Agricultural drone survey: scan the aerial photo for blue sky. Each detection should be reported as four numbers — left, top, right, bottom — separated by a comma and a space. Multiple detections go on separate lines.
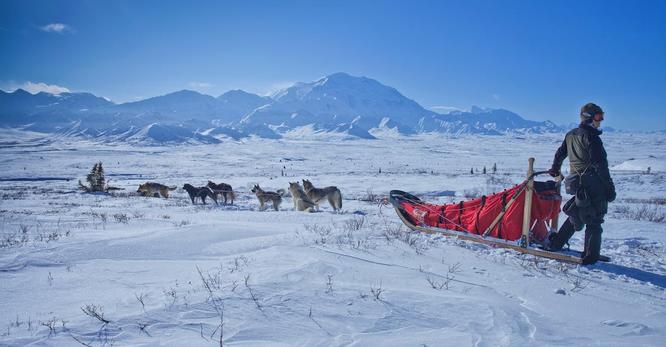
1, 0, 665, 130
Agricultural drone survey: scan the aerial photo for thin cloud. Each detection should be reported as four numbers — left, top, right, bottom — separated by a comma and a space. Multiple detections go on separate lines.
1, 81, 71, 94
492, 94, 501, 101
40, 23, 72, 34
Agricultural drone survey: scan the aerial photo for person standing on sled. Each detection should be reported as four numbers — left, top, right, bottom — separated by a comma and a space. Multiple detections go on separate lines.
546, 103, 616, 265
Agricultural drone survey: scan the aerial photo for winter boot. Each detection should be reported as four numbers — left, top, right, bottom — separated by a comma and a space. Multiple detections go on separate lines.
547, 218, 576, 251
542, 229, 556, 250
581, 224, 602, 265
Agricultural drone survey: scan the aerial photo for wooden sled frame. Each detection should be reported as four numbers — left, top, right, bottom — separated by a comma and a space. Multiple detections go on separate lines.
390, 158, 610, 264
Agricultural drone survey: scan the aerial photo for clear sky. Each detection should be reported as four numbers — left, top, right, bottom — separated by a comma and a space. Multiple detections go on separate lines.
1, 0, 665, 130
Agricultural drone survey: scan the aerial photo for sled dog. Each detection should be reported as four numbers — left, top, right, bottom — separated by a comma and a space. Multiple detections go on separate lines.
182, 184, 218, 205
302, 179, 342, 211
288, 182, 316, 212
251, 184, 282, 211
207, 180, 235, 205
137, 182, 176, 198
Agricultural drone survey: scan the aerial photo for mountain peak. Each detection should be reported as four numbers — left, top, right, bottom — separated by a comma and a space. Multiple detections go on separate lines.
166, 89, 207, 97
219, 89, 257, 98
272, 72, 394, 103
316, 72, 373, 86
327, 72, 353, 78
138, 89, 216, 102
12, 88, 32, 96
321, 72, 355, 81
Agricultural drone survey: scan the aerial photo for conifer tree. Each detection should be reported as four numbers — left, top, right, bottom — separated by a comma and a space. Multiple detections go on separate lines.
80, 162, 113, 192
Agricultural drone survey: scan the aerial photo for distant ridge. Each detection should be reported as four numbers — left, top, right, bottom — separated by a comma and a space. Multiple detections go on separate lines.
0, 73, 562, 143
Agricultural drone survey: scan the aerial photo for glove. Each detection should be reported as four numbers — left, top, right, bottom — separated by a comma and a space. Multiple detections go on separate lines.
607, 185, 616, 203
548, 168, 561, 177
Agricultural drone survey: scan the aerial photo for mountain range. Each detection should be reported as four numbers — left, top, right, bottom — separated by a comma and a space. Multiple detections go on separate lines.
0, 72, 562, 144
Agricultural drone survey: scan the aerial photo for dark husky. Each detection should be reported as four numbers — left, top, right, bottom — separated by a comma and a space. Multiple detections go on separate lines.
182, 184, 218, 205
207, 180, 235, 205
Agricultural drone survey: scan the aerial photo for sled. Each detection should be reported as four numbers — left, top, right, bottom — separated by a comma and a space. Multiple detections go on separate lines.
390, 158, 610, 264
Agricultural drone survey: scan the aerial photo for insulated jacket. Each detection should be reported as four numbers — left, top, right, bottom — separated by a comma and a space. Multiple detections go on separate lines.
551, 124, 616, 225
552, 124, 612, 183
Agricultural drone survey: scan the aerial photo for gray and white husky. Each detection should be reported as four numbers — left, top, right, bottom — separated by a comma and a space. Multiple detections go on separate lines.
302, 179, 342, 212
251, 184, 282, 211
288, 182, 316, 212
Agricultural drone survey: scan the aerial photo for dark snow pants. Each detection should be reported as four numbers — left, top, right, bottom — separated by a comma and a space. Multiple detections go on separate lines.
549, 217, 603, 264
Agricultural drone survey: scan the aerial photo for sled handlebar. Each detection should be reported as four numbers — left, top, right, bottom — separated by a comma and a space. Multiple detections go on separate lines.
530, 170, 550, 179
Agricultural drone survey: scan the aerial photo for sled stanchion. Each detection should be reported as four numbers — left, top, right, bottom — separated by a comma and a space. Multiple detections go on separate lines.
520, 158, 535, 248
551, 174, 563, 232
481, 168, 549, 239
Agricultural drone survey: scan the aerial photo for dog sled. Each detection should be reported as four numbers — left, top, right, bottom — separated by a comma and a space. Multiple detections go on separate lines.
390, 158, 610, 264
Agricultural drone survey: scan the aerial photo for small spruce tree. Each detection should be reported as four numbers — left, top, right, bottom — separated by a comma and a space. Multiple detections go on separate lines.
79, 162, 121, 193
483, 166, 487, 174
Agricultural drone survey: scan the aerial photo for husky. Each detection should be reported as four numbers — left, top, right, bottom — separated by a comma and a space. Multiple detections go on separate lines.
288, 182, 316, 212
207, 180, 235, 205
182, 184, 218, 205
302, 179, 342, 211
251, 184, 282, 211
137, 182, 176, 198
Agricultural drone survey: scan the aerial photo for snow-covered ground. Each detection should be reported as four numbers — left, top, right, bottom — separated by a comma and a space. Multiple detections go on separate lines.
1, 131, 665, 346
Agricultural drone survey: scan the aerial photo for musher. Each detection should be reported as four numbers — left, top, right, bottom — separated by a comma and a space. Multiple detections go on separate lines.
546, 102, 616, 265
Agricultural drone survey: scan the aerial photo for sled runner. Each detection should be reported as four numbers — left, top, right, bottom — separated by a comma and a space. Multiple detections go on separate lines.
390, 158, 610, 264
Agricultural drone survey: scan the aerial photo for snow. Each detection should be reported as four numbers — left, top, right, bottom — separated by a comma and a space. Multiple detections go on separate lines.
0, 132, 665, 346
612, 157, 665, 172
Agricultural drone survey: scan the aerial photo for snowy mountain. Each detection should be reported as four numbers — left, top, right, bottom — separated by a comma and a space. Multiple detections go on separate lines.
216, 89, 271, 125
240, 73, 559, 137
431, 107, 561, 135
123, 123, 221, 145
0, 89, 113, 122
242, 72, 425, 135
0, 73, 564, 143
114, 90, 218, 119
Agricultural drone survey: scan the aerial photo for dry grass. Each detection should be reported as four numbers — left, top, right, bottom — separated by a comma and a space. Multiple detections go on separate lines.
614, 204, 665, 223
